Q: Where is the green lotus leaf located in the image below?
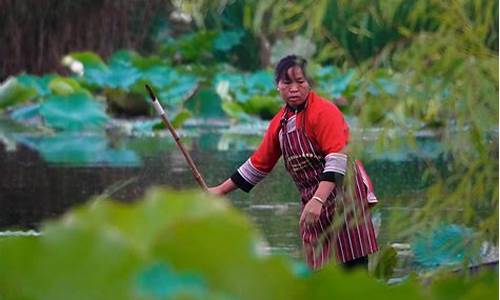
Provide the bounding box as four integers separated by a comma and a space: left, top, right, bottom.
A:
9, 103, 41, 122
245, 70, 275, 93
48, 77, 86, 95
158, 76, 198, 108
221, 100, 253, 122
39, 92, 109, 131
105, 63, 141, 89
411, 224, 476, 268
171, 109, 193, 129
0, 77, 38, 109
139, 65, 175, 88
186, 88, 225, 118
108, 49, 138, 67
132, 55, 164, 70
0, 188, 496, 299
214, 71, 275, 104
241, 95, 282, 120
66, 51, 107, 70
17, 74, 56, 97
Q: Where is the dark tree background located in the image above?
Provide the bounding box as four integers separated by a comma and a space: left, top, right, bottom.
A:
0, 0, 173, 80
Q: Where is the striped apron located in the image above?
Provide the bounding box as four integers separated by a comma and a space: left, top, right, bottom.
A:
279, 112, 378, 269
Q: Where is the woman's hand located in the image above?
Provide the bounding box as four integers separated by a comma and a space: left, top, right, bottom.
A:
207, 179, 238, 196
207, 186, 224, 196
299, 198, 323, 226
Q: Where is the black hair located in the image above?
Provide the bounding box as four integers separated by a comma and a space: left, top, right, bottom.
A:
274, 55, 310, 84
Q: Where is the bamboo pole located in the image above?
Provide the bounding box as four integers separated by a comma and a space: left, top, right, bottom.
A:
145, 84, 208, 191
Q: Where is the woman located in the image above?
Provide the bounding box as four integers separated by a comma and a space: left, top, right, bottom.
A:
209, 55, 378, 270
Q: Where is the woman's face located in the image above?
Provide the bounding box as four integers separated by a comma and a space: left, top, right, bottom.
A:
277, 66, 310, 108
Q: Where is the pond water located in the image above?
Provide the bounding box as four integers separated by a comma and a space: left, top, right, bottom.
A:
1, 118, 443, 268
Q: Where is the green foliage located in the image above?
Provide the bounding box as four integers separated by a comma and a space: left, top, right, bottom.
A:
16, 74, 56, 97
0, 188, 496, 299
39, 92, 108, 131
65, 50, 199, 118
0, 77, 38, 109
370, 245, 398, 280
356, 0, 498, 246
185, 88, 226, 119
411, 224, 476, 268
160, 31, 218, 63
214, 70, 281, 120
213, 30, 245, 52
1, 74, 110, 131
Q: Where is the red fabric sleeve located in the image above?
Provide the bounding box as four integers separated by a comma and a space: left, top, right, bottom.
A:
310, 100, 349, 154
249, 109, 283, 173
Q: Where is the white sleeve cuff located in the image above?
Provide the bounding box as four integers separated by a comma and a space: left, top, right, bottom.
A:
323, 153, 347, 175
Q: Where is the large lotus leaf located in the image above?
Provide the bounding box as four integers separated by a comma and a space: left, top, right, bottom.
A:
241, 95, 282, 120
16, 132, 141, 166
48, 77, 87, 95
39, 92, 109, 131
66, 52, 140, 90
0, 188, 496, 299
214, 73, 245, 89
0, 210, 143, 300
213, 30, 244, 52
104, 63, 141, 89
411, 224, 477, 268
0, 188, 241, 299
139, 65, 175, 88
132, 55, 164, 70
151, 212, 303, 300
0, 77, 38, 109
67, 51, 107, 70
429, 270, 498, 300
158, 75, 198, 108
81, 67, 109, 87
9, 103, 41, 123
221, 100, 253, 122
17, 74, 56, 97
245, 71, 275, 93
214, 71, 275, 104
185, 88, 225, 118
108, 49, 138, 67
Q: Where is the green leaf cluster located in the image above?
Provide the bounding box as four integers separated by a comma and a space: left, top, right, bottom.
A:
65, 50, 199, 116
0, 188, 496, 299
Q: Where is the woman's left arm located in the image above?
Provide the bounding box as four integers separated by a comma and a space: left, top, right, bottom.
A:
300, 100, 349, 225
300, 181, 336, 225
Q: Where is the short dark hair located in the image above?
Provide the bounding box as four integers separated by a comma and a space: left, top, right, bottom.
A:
274, 55, 310, 84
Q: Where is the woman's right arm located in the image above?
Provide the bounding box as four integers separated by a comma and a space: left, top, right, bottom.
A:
208, 178, 238, 196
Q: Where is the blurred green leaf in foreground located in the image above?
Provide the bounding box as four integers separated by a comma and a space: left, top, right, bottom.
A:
0, 188, 497, 300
